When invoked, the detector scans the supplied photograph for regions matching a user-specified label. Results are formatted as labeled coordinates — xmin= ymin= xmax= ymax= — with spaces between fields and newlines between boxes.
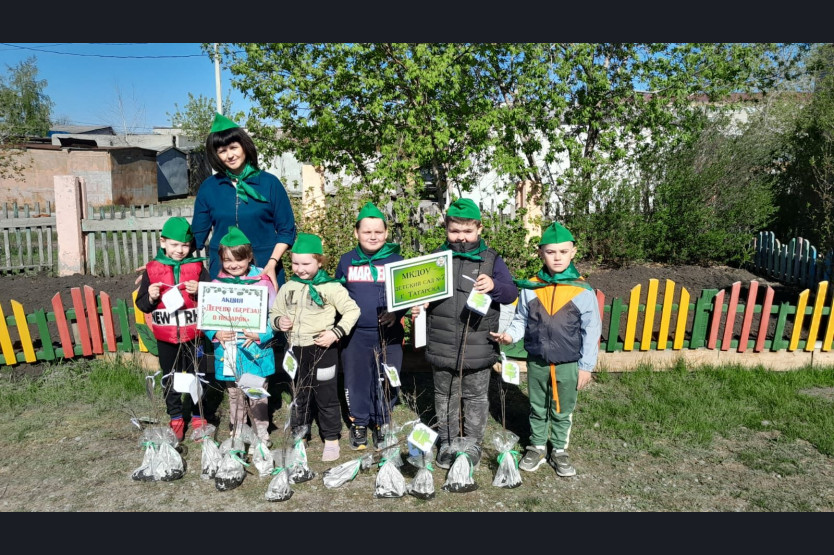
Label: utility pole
xmin=214 ymin=43 xmax=222 ymax=114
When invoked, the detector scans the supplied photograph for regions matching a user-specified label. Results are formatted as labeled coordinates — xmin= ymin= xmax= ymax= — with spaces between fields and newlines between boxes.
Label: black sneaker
xmin=549 ymin=450 xmax=576 ymax=477
xmin=371 ymin=425 xmax=386 ymax=451
xmin=349 ymin=424 xmax=368 ymax=451
xmin=435 ymin=444 xmax=453 ymax=469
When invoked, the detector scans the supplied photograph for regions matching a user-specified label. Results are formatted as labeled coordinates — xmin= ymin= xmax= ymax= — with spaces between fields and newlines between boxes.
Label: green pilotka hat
xmin=446 ymin=198 xmax=481 ymax=221
xmin=292 ymin=233 xmax=323 ymax=255
xmin=209 ymin=112 xmax=240 ymax=134
xmin=160 ymin=217 xmax=194 ymax=243
xmin=539 ymin=221 xmax=575 ymax=245
xmin=356 ymin=202 xmax=386 ymax=223
xmin=219 ymin=225 xmax=250 ymax=247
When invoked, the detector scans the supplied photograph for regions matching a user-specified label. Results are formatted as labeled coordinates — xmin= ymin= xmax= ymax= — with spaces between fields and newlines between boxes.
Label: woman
xmin=191 ymin=112 xmax=296 ymax=289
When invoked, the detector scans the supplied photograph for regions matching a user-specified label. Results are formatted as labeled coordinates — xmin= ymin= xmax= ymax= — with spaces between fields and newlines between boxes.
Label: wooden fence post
xmin=54 ymin=175 xmax=85 ymax=276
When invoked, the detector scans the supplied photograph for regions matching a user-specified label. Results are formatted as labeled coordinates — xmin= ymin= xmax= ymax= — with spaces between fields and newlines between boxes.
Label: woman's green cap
xmin=356 ymin=202 xmax=386 ymax=223
xmin=539 ymin=221 xmax=575 ymax=245
xmin=220 ymin=226 xmax=250 ymax=247
xmin=209 ymin=112 xmax=240 ymax=134
xmin=291 ymin=233 xmax=323 ymax=255
xmin=446 ymin=198 xmax=481 ymax=221
xmin=161 ymin=217 xmax=193 ymax=243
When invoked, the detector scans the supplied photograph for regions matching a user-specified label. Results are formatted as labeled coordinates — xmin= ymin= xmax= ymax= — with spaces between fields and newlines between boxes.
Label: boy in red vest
xmin=135 ymin=217 xmax=212 ymax=441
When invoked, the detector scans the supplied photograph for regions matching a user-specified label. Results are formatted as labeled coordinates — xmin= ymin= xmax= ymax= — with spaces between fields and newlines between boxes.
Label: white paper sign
xmin=500 ymin=352 xmax=521 ymax=385
xmin=382 ymin=363 xmax=401 ymax=387
xmin=414 ymin=309 xmax=427 ymax=348
xmin=197 ymin=281 xmax=269 ymax=333
xmin=407 ymin=423 xmax=438 ymax=453
xmin=172 ymin=372 xmax=202 ymax=403
xmin=282 ymin=349 xmax=298 ymax=379
xmin=161 ymin=285 xmax=184 ymax=314
xmin=238 ymin=372 xmax=266 ymax=390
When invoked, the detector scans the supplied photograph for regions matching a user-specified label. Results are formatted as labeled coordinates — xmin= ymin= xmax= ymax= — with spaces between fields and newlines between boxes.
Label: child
xmin=413 ymin=198 xmax=518 ymax=469
xmin=203 ymin=226 xmax=277 ymax=446
xmin=135 ymin=216 xmax=212 ymax=441
xmin=335 ymin=202 xmax=407 ymax=451
xmin=270 ymin=232 xmax=361 ymax=462
xmin=491 ymin=221 xmax=601 ymax=477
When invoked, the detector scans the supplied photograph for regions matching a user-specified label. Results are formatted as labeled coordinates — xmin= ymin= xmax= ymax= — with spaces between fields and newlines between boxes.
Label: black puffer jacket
xmin=425 ymin=246 xmax=501 ymax=370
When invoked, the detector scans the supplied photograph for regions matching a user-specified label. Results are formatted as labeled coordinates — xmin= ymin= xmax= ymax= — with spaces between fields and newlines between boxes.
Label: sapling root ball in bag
xmin=286 ymin=426 xmax=315 ymax=484
xmin=132 ymin=426 xmax=183 ymax=482
xmin=491 ymin=430 xmax=521 ymax=489
xmin=215 ymin=438 xmax=247 ymax=491
xmin=264 ymin=466 xmax=293 ymax=502
xmin=374 ymin=444 xmax=407 ymax=499
xmin=442 ymin=437 xmax=478 ymax=493
xmin=154 ymin=442 xmax=185 ymax=482
xmin=131 ymin=442 xmax=157 ymax=482
xmin=200 ymin=437 xmax=223 ymax=480
xmin=323 ymin=454 xmax=374 ymax=489
xmin=251 ymin=440 xmax=275 ymax=478
xmin=406 ymin=451 xmax=436 ymax=500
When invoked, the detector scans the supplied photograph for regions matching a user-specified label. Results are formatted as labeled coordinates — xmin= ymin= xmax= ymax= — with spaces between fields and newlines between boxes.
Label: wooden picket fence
xmin=2 ymin=278 xmax=834 ymax=367
xmin=751 ymin=231 xmax=834 ymax=290
xmin=0 ymin=202 xmax=56 ymax=274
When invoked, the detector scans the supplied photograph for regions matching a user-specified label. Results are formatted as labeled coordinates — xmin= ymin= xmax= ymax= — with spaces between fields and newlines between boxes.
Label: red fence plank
xmin=596 ymin=289 xmax=605 ymax=347
xmin=84 ymin=285 xmax=103 ymax=354
xmin=100 ymin=292 xmax=117 ymax=352
xmin=738 ymin=281 xmax=759 ymax=353
xmin=721 ymin=282 xmax=741 ymax=351
xmin=754 ymin=286 xmax=775 ymax=353
xmin=50 ymin=293 xmax=75 ymax=358
xmin=707 ymin=290 xmax=725 ymax=350
xmin=70 ymin=287 xmax=92 ymax=356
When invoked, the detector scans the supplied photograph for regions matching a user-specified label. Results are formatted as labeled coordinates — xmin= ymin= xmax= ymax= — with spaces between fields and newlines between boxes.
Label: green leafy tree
xmin=0 ymin=56 xmax=53 ymax=179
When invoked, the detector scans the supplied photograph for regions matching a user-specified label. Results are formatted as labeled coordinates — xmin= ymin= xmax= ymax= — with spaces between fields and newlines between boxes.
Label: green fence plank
xmin=771 ymin=302 xmax=793 ymax=351
xmin=113 ymin=298 xmax=134 ymax=353
xmin=606 ymin=298 xmax=625 ymax=352
xmin=31 ymin=309 xmax=55 ymax=361
xmin=690 ymin=289 xmax=718 ymax=349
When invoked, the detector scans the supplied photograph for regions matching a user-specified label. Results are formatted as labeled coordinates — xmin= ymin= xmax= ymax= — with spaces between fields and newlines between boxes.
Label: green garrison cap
xmin=220 ymin=225 xmax=251 ymax=247
xmin=539 ymin=221 xmax=575 ymax=245
xmin=446 ymin=198 xmax=481 ymax=221
xmin=291 ymin=233 xmax=323 ymax=255
xmin=161 ymin=217 xmax=193 ymax=243
xmin=209 ymin=112 xmax=240 ymax=134
xmin=356 ymin=202 xmax=386 ymax=223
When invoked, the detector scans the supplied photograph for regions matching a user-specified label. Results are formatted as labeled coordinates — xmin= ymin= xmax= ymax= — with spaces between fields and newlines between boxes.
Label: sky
xmin=0 ymin=43 xmax=253 ymax=133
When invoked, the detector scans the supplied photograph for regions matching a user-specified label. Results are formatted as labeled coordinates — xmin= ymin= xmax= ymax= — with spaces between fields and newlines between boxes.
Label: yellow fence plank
xmin=11 ymin=301 xmax=36 ymax=362
xmin=132 ymin=290 xmax=148 ymax=352
xmin=0 ymin=303 xmax=17 ymax=365
xmin=789 ymin=289 xmax=809 ymax=351
xmin=805 ymin=281 xmax=828 ymax=351
xmin=640 ymin=279 xmax=658 ymax=351
xmin=823 ymin=287 xmax=834 ymax=352
xmin=624 ymin=284 xmax=641 ymax=351
xmin=673 ymin=287 xmax=690 ymax=350
xmin=658 ymin=279 xmax=675 ymax=350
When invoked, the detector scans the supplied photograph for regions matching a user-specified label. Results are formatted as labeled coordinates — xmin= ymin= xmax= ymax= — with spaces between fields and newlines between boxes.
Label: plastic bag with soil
xmin=131 ymin=426 xmax=184 ymax=482
xmin=406 ymin=451 xmax=436 ymax=500
xmin=264 ymin=466 xmax=293 ymax=502
xmin=215 ymin=438 xmax=248 ymax=491
xmin=374 ymin=445 xmax=407 ymax=499
xmin=323 ymin=454 xmax=374 ymax=489
xmin=250 ymin=440 xmax=275 ymax=478
xmin=286 ymin=426 xmax=315 ymax=484
xmin=491 ymin=429 xmax=521 ymax=489
xmin=442 ymin=437 xmax=478 ymax=493
xmin=200 ymin=436 xmax=223 ymax=480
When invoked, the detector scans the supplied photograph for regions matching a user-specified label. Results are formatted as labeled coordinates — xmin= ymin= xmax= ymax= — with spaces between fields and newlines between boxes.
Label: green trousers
xmin=526 ymin=357 xmax=578 ymax=450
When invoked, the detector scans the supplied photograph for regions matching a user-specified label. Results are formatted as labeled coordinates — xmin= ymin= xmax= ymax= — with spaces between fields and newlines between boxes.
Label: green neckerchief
xmin=513 ymin=263 xmax=593 ymax=291
xmin=350 ymin=243 xmax=400 ymax=282
xmin=291 ymin=269 xmax=345 ymax=307
xmin=225 ymin=163 xmax=267 ymax=203
xmin=153 ymin=248 xmax=207 ymax=283
xmin=441 ymin=238 xmax=488 ymax=261
xmin=216 ymin=274 xmax=260 ymax=285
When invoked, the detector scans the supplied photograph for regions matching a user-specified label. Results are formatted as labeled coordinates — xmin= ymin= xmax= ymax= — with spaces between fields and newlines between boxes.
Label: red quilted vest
xmin=144 ymin=260 xmax=204 ymax=343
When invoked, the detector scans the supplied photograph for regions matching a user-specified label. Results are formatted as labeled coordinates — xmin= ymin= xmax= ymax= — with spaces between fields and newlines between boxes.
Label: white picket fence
xmin=0 ymin=202 xmax=56 ymax=273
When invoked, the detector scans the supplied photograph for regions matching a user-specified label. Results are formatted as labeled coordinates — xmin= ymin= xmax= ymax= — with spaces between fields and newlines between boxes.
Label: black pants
xmin=290 ymin=344 xmax=341 ymax=441
xmin=158 ymin=339 xmax=209 ymax=420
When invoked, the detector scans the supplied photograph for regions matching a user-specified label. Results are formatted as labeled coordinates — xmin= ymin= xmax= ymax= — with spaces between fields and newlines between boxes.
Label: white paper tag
xmin=172 ymin=372 xmax=196 ymax=394
xmin=466 ymin=288 xmax=490 ymax=315
xmin=282 ymin=349 xmax=298 ymax=379
xmin=161 ymin=285 xmax=184 ymax=314
xmin=407 ymin=423 xmax=438 ymax=453
xmin=414 ymin=309 xmax=426 ymax=348
xmin=242 ymin=386 xmax=270 ymax=400
xmin=222 ymin=340 xmax=237 ymax=376
xmin=188 ymin=377 xmax=203 ymax=404
xmin=500 ymin=352 xmax=521 ymax=385
xmin=382 ymin=363 xmax=401 ymax=387
xmin=238 ymin=372 xmax=266 ymax=390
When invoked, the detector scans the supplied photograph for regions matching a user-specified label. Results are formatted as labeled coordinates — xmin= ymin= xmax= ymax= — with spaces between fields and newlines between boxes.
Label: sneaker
xmin=169 ymin=417 xmax=184 ymax=442
xmin=371 ymin=425 xmax=385 ymax=451
xmin=322 ymin=440 xmax=340 ymax=462
xmin=349 ymin=425 xmax=368 ymax=451
xmin=549 ymin=450 xmax=576 ymax=477
xmin=435 ymin=444 xmax=454 ymax=469
xmin=518 ymin=446 xmax=547 ymax=472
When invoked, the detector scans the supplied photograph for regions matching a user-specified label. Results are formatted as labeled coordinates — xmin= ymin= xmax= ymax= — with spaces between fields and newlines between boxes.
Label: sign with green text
xmin=383 ymin=250 xmax=453 ymax=312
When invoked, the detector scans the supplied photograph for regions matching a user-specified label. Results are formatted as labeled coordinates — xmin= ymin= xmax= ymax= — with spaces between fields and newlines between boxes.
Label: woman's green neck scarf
xmin=290 ymin=269 xmax=345 ymax=307
xmin=216 ymin=272 xmax=260 ymax=285
xmin=513 ymin=262 xmax=593 ymax=291
xmin=350 ymin=243 xmax=400 ymax=282
xmin=441 ymin=239 xmax=488 ymax=261
xmin=153 ymin=248 xmax=207 ymax=283
xmin=225 ymin=163 xmax=266 ymax=203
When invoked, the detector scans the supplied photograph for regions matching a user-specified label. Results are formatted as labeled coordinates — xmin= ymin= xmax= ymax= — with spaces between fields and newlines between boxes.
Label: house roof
xmin=48 ymin=125 xmax=115 ymax=136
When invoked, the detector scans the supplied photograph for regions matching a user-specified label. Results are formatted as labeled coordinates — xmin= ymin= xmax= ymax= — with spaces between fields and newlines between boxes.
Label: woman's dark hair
xmin=205 ymin=127 xmax=259 ymax=173
xmin=218 ymin=243 xmax=255 ymax=265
